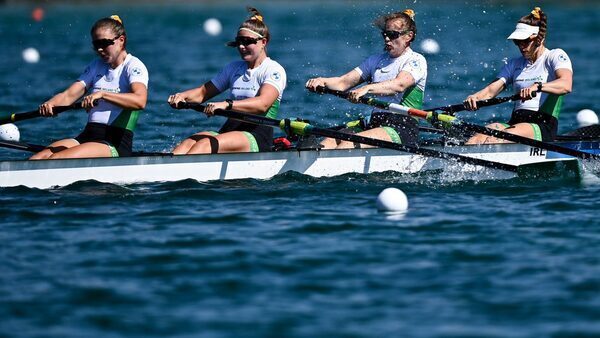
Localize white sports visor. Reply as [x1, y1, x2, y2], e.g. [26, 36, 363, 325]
[507, 23, 539, 40]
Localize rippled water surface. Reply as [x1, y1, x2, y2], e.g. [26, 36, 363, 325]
[1, 2, 599, 337]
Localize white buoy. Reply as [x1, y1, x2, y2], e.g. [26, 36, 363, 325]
[376, 188, 408, 212]
[0, 123, 20, 141]
[203, 18, 222, 36]
[22, 47, 40, 63]
[420, 38, 440, 55]
[576, 109, 598, 127]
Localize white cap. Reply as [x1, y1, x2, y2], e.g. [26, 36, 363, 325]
[507, 23, 539, 40]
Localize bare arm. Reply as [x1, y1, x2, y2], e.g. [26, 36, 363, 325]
[204, 83, 280, 116]
[464, 79, 506, 110]
[347, 71, 416, 102]
[305, 69, 363, 92]
[167, 81, 221, 107]
[39, 82, 86, 116]
[520, 68, 573, 101]
[82, 82, 148, 110]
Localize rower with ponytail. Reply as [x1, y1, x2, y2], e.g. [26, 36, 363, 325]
[465, 7, 573, 144]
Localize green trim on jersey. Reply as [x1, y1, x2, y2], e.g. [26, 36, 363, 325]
[111, 109, 141, 131]
[400, 86, 424, 109]
[539, 94, 564, 119]
[266, 100, 280, 119]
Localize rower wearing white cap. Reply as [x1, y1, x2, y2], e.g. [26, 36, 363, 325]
[464, 7, 573, 144]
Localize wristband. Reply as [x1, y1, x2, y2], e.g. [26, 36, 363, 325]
[225, 99, 233, 110]
[534, 81, 543, 92]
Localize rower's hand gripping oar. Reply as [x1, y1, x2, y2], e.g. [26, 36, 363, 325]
[0, 100, 95, 125]
[175, 102, 519, 172]
[315, 86, 599, 161]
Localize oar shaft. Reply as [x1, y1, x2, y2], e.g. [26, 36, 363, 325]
[0, 140, 46, 153]
[314, 86, 523, 115]
[426, 94, 522, 114]
[0, 102, 86, 125]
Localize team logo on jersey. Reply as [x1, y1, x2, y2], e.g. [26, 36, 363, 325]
[271, 71, 281, 81]
[410, 60, 420, 69]
[131, 67, 142, 75]
[559, 54, 568, 62]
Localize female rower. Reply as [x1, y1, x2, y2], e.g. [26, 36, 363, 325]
[31, 15, 148, 160]
[465, 7, 572, 144]
[168, 7, 286, 155]
[305, 9, 427, 149]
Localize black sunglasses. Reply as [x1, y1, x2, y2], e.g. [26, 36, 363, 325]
[381, 30, 410, 40]
[226, 36, 261, 47]
[512, 38, 535, 47]
[92, 36, 120, 50]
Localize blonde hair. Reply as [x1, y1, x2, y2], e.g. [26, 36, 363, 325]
[239, 7, 270, 42]
[519, 7, 547, 44]
[374, 9, 417, 43]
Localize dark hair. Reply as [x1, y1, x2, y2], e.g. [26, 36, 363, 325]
[91, 15, 127, 47]
[374, 9, 417, 43]
[518, 7, 547, 45]
[239, 7, 270, 43]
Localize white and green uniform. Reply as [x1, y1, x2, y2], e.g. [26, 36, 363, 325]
[76, 53, 149, 156]
[353, 47, 427, 145]
[210, 57, 287, 152]
[497, 48, 572, 140]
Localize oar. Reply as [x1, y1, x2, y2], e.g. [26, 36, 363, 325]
[0, 101, 89, 125]
[313, 86, 522, 115]
[316, 87, 599, 161]
[0, 140, 46, 153]
[176, 102, 518, 172]
[425, 94, 523, 114]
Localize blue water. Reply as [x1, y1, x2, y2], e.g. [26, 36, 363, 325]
[1, 2, 600, 337]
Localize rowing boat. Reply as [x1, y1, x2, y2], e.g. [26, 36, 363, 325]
[1, 140, 597, 189]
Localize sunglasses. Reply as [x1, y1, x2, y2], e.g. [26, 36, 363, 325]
[226, 36, 261, 47]
[92, 36, 120, 50]
[512, 38, 535, 47]
[381, 30, 410, 40]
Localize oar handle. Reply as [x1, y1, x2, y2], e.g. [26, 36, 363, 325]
[0, 101, 92, 125]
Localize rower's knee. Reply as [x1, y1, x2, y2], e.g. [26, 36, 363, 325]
[187, 137, 219, 154]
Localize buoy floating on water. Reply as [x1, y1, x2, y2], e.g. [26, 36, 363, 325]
[31, 7, 45, 22]
[203, 18, 222, 36]
[0, 123, 20, 142]
[576, 109, 598, 127]
[420, 38, 440, 55]
[22, 47, 40, 63]
[376, 187, 409, 212]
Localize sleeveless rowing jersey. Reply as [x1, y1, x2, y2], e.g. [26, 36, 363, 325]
[354, 47, 427, 112]
[210, 57, 286, 119]
[498, 48, 572, 118]
[77, 54, 149, 131]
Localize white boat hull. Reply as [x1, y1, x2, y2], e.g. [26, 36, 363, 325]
[0, 142, 592, 189]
